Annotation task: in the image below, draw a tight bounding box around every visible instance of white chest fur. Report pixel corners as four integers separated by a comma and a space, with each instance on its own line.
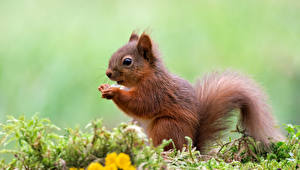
133, 117, 152, 135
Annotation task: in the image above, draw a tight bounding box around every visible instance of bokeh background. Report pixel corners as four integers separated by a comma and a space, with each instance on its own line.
0, 0, 299, 129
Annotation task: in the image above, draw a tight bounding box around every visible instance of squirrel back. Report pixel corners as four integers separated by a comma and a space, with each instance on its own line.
99, 32, 284, 151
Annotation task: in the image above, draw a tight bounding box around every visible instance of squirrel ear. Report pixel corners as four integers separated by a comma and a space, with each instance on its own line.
137, 33, 153, 62
129, 32, 139, 42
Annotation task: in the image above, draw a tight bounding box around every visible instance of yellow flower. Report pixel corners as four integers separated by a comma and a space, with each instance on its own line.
123, 165, 136, 170
69, 168, 77, 170
105, 152, 118, 165
104, 164, 117, 170
79, 169, 84, 170
116, 153, 131, 169
87, 162, 105, 170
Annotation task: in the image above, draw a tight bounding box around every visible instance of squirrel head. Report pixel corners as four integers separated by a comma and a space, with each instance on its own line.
106, 32, 160, 87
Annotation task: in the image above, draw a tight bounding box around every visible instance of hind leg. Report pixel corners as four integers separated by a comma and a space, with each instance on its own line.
148, 117, 193, 150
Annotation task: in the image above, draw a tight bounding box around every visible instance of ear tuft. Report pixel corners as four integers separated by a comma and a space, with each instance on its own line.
137, 33, 152, 57
129, 32, 139, 42
137, 33, 157, 64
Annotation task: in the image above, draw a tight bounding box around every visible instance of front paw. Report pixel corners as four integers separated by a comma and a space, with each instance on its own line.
101, 87, 118, 100
98, 84, 110, 92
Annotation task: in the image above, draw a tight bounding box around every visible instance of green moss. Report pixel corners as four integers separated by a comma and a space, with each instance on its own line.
0, 115, 299, 169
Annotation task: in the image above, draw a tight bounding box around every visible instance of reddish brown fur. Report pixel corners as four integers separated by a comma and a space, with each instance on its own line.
195, 71, 285, 150
99, 32, 284, 151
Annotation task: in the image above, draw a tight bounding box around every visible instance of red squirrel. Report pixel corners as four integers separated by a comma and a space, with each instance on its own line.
98, 32, 284, 151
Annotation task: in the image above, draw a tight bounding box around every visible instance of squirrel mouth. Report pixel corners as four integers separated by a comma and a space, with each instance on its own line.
117, 80, 124, 84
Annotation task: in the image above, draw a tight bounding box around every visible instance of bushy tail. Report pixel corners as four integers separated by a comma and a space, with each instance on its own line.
195, 71, 284, 150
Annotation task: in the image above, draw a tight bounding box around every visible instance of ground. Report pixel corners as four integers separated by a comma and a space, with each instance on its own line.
0, 115, 299, 169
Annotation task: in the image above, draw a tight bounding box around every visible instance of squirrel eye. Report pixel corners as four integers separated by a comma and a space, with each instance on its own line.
123, 58, 132, 66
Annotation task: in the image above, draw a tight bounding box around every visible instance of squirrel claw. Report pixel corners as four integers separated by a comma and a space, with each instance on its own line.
101, 88, 115, 100
98, 84, 110, 92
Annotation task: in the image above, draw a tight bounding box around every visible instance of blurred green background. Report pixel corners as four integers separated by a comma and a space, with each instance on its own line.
0, 0, 299, 129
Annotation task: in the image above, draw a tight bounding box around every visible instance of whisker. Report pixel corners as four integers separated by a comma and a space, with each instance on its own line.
95, 75, 107, 83
97, 67, 107, 70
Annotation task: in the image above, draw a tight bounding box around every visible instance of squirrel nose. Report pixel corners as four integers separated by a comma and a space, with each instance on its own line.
106, 71, 112, 78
